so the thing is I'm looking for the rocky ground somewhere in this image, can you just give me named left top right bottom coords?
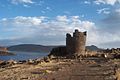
left=0, top=57, right=120, bottom=80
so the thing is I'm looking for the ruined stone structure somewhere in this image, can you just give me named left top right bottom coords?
left=66, top=29, right=87, bottom=56
left=48, top=46, right=67, bottom=57
left=49, top=29, right=120, bottom=60
left=49, top=29, right=87, bottom=58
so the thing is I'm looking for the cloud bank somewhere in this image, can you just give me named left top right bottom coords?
left=10, top=0, right=35, bottom=7
left=97, top=8, right=110, bottom=14
left=0, top=15, right=120, bottom=48
left=11, top=0, right=34, bottom=4
left=94, top=0, right=120, bottom=5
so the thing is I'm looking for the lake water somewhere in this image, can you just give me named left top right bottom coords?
left=0, top=51, right=49, bottom=61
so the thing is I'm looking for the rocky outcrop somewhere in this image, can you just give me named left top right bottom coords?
left=102, top=48, right=120, bottom=54
left=48, top=46, right=67, bottom=58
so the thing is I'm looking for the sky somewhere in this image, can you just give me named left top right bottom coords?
left=0, top=0, right=120, bottom=48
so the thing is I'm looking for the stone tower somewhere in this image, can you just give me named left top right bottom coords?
left=66, top=29, right=87, bottom=56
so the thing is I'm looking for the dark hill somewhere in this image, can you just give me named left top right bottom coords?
left=86, top=45, right=101, bottom=51
left=8, top=44, right=55, bottom=53
left=8, top=44, right=100, bottom=53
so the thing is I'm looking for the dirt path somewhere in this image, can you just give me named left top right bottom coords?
left=0, top=58, right=118, bottom=80
left=43, top=59, right=116, bottom=80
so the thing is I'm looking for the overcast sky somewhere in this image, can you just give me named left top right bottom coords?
left=0, top=0, right=120, bottom=48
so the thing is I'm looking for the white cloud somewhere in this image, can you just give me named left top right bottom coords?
left=46, top=7, right=52, bottom=11
left=11, top=0, right=34, bottom=4
left=56, top=15, right=69, bottom=22
left=13, top=16, right=46, bottom=26
left=102, top=8, right=120, bottom=24
left=98, top=8, right=120, bottom=48
left=71, top=16, right=81, bottom=23
left=97, top=8, right=110, bottom=14
left=10, top=0, right=35, bottom=7
left=2, top=18, right=7, bottom=21
left=84, top=1, right=91, bottom=4
left=23, top=4, right=30, bottom=7
left=94, top=0, right=120, bottom=5
left=0, top=16, right=96, bottom=45
left=35, top=0, right=44, bottom=6
left=0, top=15, right=120, bottom=48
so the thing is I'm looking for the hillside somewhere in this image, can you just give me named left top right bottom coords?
left=7, top=44, right=100, bottom=53
left=86, top=45, right=101, bottom=51
left=7, top=44, right=55, bottom=53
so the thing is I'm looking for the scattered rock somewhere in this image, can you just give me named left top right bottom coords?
left=18, top=60, right=26, bottom=64
left=7, top=59, right=17, bottom=65
left=27, top=59, right=34, bottom=64
left=0, top=61, right=7, bottom=67
left=43, top=57, right=50, bottom=63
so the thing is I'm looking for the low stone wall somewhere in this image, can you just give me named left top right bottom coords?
left=48, top=46, right=67, bottom=58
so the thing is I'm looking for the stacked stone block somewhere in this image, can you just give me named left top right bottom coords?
left=66, top=29, right=87, bottom=56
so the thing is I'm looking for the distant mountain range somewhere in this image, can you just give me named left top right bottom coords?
left=7, top=44, right=100, bottom=53
left=7, top=44, right=55, bottom=53
left=86, top=45, right=101, bottom=51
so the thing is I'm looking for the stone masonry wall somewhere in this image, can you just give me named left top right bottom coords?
left=66, top=29, right=87, bottom=56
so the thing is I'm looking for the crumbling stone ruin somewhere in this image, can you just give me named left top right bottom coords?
left=49, top=29, right=120, bottom=59
left=48, top=29, right=87, bottom=58
left=66, top=29, right=87, bottom=56
left=48, top=46, right=67, bottom=57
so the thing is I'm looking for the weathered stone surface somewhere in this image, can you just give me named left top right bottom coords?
left=48, top=46, right=67, bottom=57
left=66, top=29, right=87, bottom=56
left=49, top=29, right=87, bottom=58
